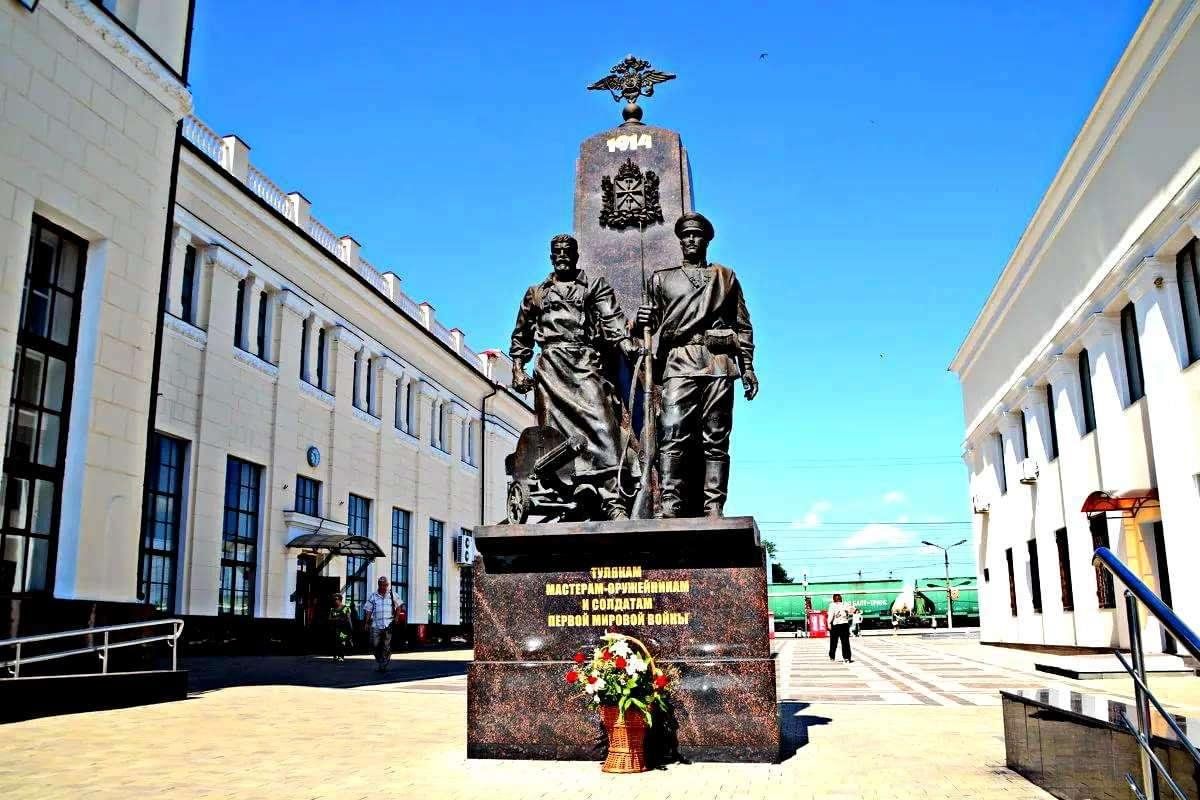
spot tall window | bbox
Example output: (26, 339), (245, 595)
(2, 217), (86, 595)
(365, 357), (375, 415)
(1005, 548), (1017, 617)
(219, 457), (261, 616)
(316, 327), (327, 389)
(256, 291), (269, 359)
(428, 518), (444, 624)
(346, 494), (371, 608)
(391, 508), (410, 608)
(431, 403), (442, 449)
(295, 475), (320, 516)
(993, 433), (1007, 495)
(353, 354), (362, 409)
(1055, 528), (1074, 611)
(1120, 302), (1145, 404)
(299, 317), (309, 381)
(141, 434), (186, 611)
(233, 279), (246, 350)
(459, 527), (474, 625)
(1018, 411), (1030, 461)
(1078, 349), (1097, 434)
(180, 245), (197, 325)
(405, 382), (416, 433)
(1090, 515), (1116, 609)
(1178, 240), (1200, 365)
(1045, 383), (1059, 460)
(1027, 539), (1042, 614)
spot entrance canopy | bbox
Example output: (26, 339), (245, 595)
(1081, 489), (1159, 519)
(286, 533), (384, 558)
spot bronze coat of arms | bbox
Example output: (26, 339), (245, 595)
(599, 158), (664, 231)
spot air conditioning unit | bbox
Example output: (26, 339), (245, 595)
(1019, 458), (1039, 485)
(972, 495), (991, 514)
(454, 533), (477, 565)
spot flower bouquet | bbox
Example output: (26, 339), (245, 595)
(564, 633), (677, 773)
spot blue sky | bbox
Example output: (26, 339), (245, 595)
(187, 0), (1148, 584)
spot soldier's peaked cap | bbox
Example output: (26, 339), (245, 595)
(675, 212), (715, 241)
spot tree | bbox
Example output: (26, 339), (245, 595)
(763, 540), (794, 584)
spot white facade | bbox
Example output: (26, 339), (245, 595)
(950, 0), (1200, 653)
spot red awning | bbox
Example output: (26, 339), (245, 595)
(1080, 489), (1159, 518)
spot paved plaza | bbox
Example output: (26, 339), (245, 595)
(1, 635), (1196, 800)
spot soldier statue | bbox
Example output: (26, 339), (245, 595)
(636, 212), (758, 518)
(510, 234), (642, 520)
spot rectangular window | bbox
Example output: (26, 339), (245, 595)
(141, 434), (186, 612)
(428, 518), (444, 624)
(460, 527), (474, 625)
(1090, 515), (1116, 609)
(346, 494), (371, 608)
(993, 432), (1007, 495)
(295, 475), (320, 516)
(1055, 528), (1074, 611)
(316, 327), (327, 390)
(1178, 240), (1200, 366)
(391, 508), (410, 608)
(1079, 349), (1097, 434)
(219, 457), (261, 616)
(1120, 302), (1145, 403)
(1028, 539), (1042, 614)
(405, 382), (415, 433)
(1045, 383), (1059, 460)
(1019, 411), (1030, 461)
(983, 568), (990, 583)
(353, 355), (362, 410)
(365, 357), (374, 415)
(233, 279), (245, 350)
(256, 292), (269, 358)
(299, 317), (309, 381)
(1005, 548), (1017, 617)
(180, 245), (197, 325)
(2, 216), (87, 596)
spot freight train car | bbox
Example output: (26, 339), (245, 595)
(916, 577), (980, 626)
(768, 580), (905, 632)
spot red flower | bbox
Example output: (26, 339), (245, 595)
(565, 670), (579, 684)
(587, 674), (598, 685)
(573, 652), (586, 664)
(614, 656), (627, 670)
(653, 674), (668, 689)
(600, 649), (612, 661)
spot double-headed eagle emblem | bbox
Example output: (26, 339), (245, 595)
(587, 55), (676, 106)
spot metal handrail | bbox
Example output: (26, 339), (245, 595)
(0, 619), (184, 678)
(1093, 546), (1199, 800)
(1093, 547), (1200, 663)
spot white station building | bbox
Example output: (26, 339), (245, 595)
(951, 0), (1200, 654)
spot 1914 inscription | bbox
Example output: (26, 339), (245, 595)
(544, 565), (691, 628)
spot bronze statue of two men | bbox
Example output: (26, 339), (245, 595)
(509, 212), (757, 521)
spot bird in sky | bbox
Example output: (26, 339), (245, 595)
(759, 52), (768, 60)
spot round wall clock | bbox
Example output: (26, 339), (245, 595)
(306, 446), (320, 468)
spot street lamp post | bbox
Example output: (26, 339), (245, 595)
(921, 539), (968, 629)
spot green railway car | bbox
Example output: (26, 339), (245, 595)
(768, 580), (904, 631)
(916, 576), (980, 623)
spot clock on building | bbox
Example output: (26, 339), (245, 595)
(306, 446), (320, 468)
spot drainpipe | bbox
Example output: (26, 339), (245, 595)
(479, 380), (500, 527)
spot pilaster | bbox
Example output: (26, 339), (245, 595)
(166, 224), (192, 318)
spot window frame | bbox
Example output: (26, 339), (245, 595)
(1055, 528), (1074, 611)
(459, 527), (474, 625)
(141, 433), (187, 612)
(295, 475), (320, 517)
(428, 518), (444, 624)
(993, 432), (1007, 495)
(233, 279), (246, 351)
(1177, 239), (1200, 366)
(1005, 548), (1017, 617)
(346, 494), (372, 608)
(391, 508), (410, 608)
(219, 456), (261, 616)
(180, 244), (197, 325)
(1078, 349), (1097, 434)
(1045, 383), (1059, 461)
(1027, 538), (1043, 614)
(1090, 516), (1116, 609)
(255, 291), (269, 360)
(1120, 301), (1145, 404)
(299, 317), (309, 382)
(316, 327), (327, 390)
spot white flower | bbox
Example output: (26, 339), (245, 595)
(584, 675), (606, 695)
(625, 653), (648, 676)
(608, 640), (632, 658)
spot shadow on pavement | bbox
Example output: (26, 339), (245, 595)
(779, 701), (831, 761)
(184, 653), (469, 694)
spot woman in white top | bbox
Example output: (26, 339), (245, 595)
(826, 593), (855, 663)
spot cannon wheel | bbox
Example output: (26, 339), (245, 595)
(507, 481), (531, 524)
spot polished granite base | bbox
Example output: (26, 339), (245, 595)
(467, 517), (780, 763)
(1002, 688), (1199, 800)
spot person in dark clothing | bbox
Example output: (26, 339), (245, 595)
(329, 592), (353, 662)
(826, 593), (855, 663)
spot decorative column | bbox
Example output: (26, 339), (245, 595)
(303, 315), (321, 386)
(242, 276), (263, 355)
(166, 224), (192, 318)
(1078, 313), (1128, 487)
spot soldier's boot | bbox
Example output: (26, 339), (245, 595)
(659, 453), (687, 518)
(702, 459), (729, 518)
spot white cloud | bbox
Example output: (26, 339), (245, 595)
(882, 490), (907, 505)
(843, 524), (912, 548)
(791, 500), (832, 529)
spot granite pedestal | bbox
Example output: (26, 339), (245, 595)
(467, 516), (780, 763)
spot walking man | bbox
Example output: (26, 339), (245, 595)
(362, 576), (405, 672)
(826, 593), (856, 663)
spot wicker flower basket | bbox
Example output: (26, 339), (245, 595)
(600, 705), (648, 773)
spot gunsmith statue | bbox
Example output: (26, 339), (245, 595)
(637, 212), (757, 518)
(510, 234), (641, 521)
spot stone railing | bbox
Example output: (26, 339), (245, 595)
(180, 113), (508, 384)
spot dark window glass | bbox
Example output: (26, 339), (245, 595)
(219, 457), (260, 616)
(256, 292), (268, 358)
(365, 357), (374, 414)
(391, 508), (410, 608)
(1005, 548), (1017, 617)
(460, 527), (474, 626)
(1019, 411), (1030, 461)
(353, 355), (362, 410)
(428, 518), (443, 624)
(180, 245), (196, 325)
(141, 434), (186, 612)
(994, 433), (1007, 495)
(1078, 349), (1097, 434)
(1028, 539), (1042, 614)
(1178, 241), (1200, 365)
(295, 475), (320, 516)
(1090, 516), (1116, 609)
(405, 383), (415, 432)
(346, 494), (371, 608)
(1055, 528), (1074, 611)
(233, 279), (246, 350)
(2, 217), (86, 595)
(1045, 383), (1059, 460)
(299, 318), (309, 381)
(1120, 302), (1145, 403)
(983, 568), (990, 583)
(316, 327), (327, 389)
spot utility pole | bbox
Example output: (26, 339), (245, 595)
(922, 539), (968, 629)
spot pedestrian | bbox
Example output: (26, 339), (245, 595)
(362, 576), (405, 673)
(329, 592), (353, 662)
(852, 608), (863, 638)
(826, 593), (854, 663)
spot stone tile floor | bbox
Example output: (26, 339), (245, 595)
(1, 635), (1194, 799)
